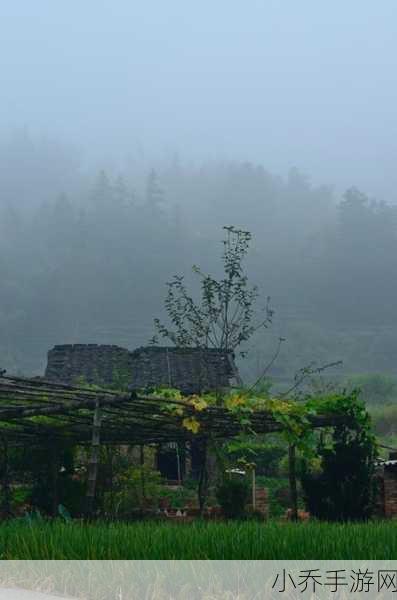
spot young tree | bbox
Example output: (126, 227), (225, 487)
(153, 226), (273, 372)
(154, 226), (273, 511)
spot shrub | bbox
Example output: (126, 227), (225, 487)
(23, 443), (85, 517)
(158, 486), (195, 510)
(105, 466), (163, 518)
(216, 477), (249, 519)
(301, 423), (377, 521)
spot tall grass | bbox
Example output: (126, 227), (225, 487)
(0, 519), (396, 560)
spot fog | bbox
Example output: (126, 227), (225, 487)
(2, 1), (397, 196)
(1, 2), (397, 382)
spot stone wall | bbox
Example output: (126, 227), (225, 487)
(45, 344), (237, 393)
(45, 344), (133, 386)
(129, 346), (235, 394)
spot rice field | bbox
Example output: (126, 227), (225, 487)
(0, 519), (396, 560)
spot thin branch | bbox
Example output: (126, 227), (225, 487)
(247, 337), (285, 393)
(279, 360), (343, 399)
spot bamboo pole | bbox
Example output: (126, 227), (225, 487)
(176, 443), (182, 485)
(197, 438), (208, 516)
(0, 374), (351, 449)
(252, 468), (256, 511)
(85, 399), (102, 518)
(140, 444), (146, 511)
(0, 436), (11, 518)
(51, 441), (59, 517)
(288, 444), (298, 521)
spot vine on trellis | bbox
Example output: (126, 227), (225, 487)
(156, 386), (374, 457)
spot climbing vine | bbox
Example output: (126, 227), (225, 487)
(154, 385), (374, 458)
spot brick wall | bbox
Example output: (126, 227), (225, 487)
(384, 469), (397, 518)
(254, 487), (268, 517)
(246, 487), (268, 517)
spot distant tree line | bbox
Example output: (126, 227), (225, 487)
(1, 131), (397, 379)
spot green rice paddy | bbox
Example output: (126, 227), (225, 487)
(0, 519), (395, 560)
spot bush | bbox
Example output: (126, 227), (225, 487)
(216, 477), (249, 519)
(24, 443), (86, 517)
(105, 466), (163, 518)
(158, 486), (195, 510)
(301, 423), (377, 521)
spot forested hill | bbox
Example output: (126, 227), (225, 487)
(1, 134), (397, 381)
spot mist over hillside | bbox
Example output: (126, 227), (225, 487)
(1, 1), (397, 384)
(1, 130), (396, 382)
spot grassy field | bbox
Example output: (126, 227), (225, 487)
(0, 519), (396, 560)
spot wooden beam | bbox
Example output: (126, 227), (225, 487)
(85, 400), (102, 518)
(288, 444), (298, 521)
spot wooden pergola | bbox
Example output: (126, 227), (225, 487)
(0, 374), (345, 443)
(0, 373), (347, 518)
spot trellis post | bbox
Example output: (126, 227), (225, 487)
(252, 467), (256, 510)
(85, 398), (102, 518)
(51, 439), (59, 517)
(140, 444), (146, 512)
(197, 438), (209, 516)
(288, 444), (298, 521)
(0, 436), (11, 518)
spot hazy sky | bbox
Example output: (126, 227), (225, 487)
(1, 1), (397, 198)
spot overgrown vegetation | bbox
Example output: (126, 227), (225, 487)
(301, 411), (377, 521)
(216, 476), (250, 519)
(0, 382), (376, 523)
(0, 224), (384, 527)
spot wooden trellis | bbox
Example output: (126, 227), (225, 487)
(0, 374), (346, 444)
(0, 373), (349, 518)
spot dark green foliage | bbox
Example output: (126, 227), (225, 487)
(158, 485), (196, 510)
(58, 504), (72, 522)
(301, 421), (377, 521)
(103, 465), (163, 518)
(216, 477), (250, 519)
(23, 443), (85, 517)
(55, 477), (86, 518)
